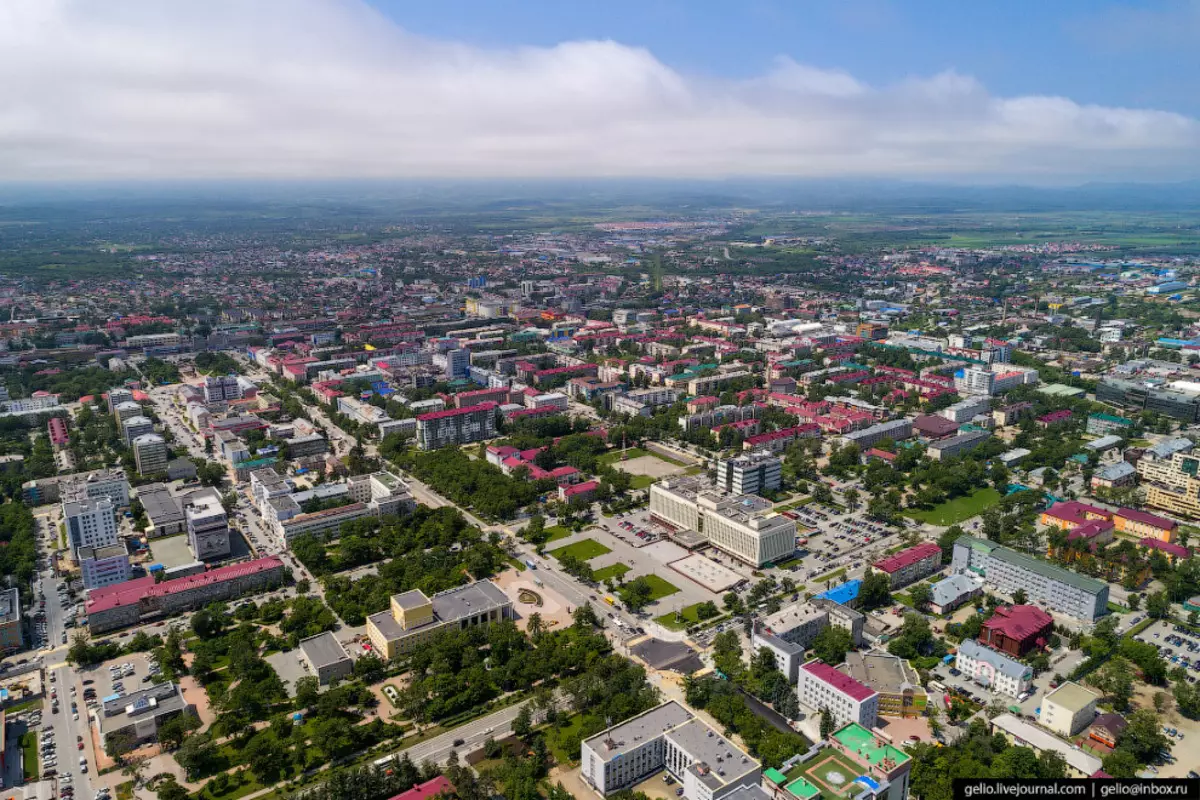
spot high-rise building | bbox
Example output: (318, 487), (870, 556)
(184, 491), (231, 561)
(79, 544), (132, 590)
(715, 452), (782, 496)
(132, 433), (169, 476)
(203, 375), (242, 403)
(122, 415), (155, 444)
(64, 496), (119, 558)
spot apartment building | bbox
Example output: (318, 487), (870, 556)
(366, 581), (512, 659)
(132, 433), (169, 476)
(61, 467), (131, 508)
(927, 430), (991, 461)
(63, 496), (119, 558)
(78, 544), (132, 590)
(1138, 450), (1200, 520)
(203, 375), (242, 403)
(0, 588), (22, 653)
(797, 659), (879, 729)
(121, 415), (154, 444)
(954, 639), (1033, 699)
(928, 574), (982, 615)
(952, 536), (1109, 622)
(871, 542), (942, 589)
(715, 452), (782, 496)
(752, 599), (865, 681)
(580, 701), (762, 800)
(415, 402), (497, 450)
(839, 418), (912, 450)
(273, 471), (414, 544)
(650, 478), (795, 567)
(1040, 683), (1100, 738)
(184, 491), (231, 561)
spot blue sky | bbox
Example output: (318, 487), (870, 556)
(374, 0), (1200, 115)
(2, 0), (1198, 182)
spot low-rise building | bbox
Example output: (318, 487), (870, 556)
(797, 659), (879, 729)
(366, 581), (513, 660)
(137, 484), (185, 538)
(871, 542), (941, 589)
(762, 722), (912, 800)
(751, 599), (864, 681)
(1113, 507), (1177, 542)
(650, 477), (795, 567)
(86, 556), (286, 633)
(580, 701), (763, 800)
(100, 682), (195, 755)
(978, 605), (1054, 657)
(928, 574), (982, 615)
(927, 430), (990, 461)
(298, 631), (353, 685)
(839, 653), (926, 718)
(1039, 682), (1100, 738)
(954, 638), (1033, 699)
(989, 714), (1101, 778)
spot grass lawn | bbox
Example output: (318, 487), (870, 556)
(195, 772), (265, 800)
(654, 601), (718, 630)
(640, 574), (680, 601)
(593, 563), (631, 583)
(545, 713), (587, 766)
(812, 567), (847, 586)
(116, 781), (135, 800)
(5, 697), (43, 715)
(548, 538), (612, 562)
(505, 556), (527, 572)
(905, 487), (1003, 526)
(597, 447), (649, 466)
(630, 475), (656, 490)
(777, 497), (812, 511)
(544, 525), (574, 543)
(20, 731), (38, 781)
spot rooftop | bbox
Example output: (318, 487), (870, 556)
(872, 542), (940, 574)
(801, 659), (876, 702)
(981, 605), (1053, 642)
(990, 714), (1101, 776)
(1045, 682), (1100, 711)
(840, 652), (923, 695)
(1117, 507), (1177, 530)
(583, 700), (695, 761)
(668, 717), (759, 790)
(298, 631), (352, 669)
(86, 556), (283, 614)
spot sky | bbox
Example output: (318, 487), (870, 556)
(2, 0), (1199, 184)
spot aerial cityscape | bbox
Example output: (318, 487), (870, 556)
(2, 3), (1200, 800)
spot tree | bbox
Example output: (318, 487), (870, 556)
(174, 732), (220, 780)
(1011, 588), (1028, 605)
(1146, 591), (1171, 619)
(811, 625), (853, 667)
(1090, 656), (1135, 710)
(295, 675), (321, 709)
(1101, 750), (1141, 778)
(157, 712), (200, 750)
(712, 630), (745, 681)
(819, 707), (835, 740)
(694, 601), (720, 620)
(512, 704), (533, 740)
(858, 569), (892, 610)
(191, 608), (224, 639)
(812, 484), (833, 505)
(618, 577), (655, 611)
(527, 612), (546, 639)
(843, 488), (860, 509)
(156, 776), (191, 800)
(909, 583), (933, 612)
(1117, 709), (1170, 763)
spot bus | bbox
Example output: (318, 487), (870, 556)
(524, 559), (537, 570)
(604, 595), (616, 606)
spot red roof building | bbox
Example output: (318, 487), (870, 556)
(86, 556), (285, 617)
(798, 660), (879, 728)
(386, 776), (455, 800)
(872, 542), (942, 588)
(48, 417), (69, 447)
(1040, 501), (1111, 529)
(558, 480), (599, 504)
(1138, 538), (1192, 562)
(979, 605), (1053, 657)
(1113, 508), (1178, 542)
(913, 414), (960, 440)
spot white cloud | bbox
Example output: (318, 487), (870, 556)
(0, 0), (1198, 181)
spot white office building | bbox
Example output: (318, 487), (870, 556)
(954, 639), (1034, 699)
(203, 375), (242, 403)
(580, 701), (763, 800)
(650, 477), (795, 567)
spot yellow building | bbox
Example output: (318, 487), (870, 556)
(366, 581), (513, 660)
(1113, 508), (1178, 543)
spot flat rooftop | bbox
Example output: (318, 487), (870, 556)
(98, 682), (189, 736)
(299, 631), (351, 669)
(840, 653), (922, 695)
(668, 717), (758, 790)
(582, 700), (694, 762)
(0, 588), (19, 625)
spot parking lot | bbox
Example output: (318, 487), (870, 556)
(74, 652), (161, 718)
(1135, 618), (1200, 684)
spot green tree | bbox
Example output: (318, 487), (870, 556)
(512, 704), (533, 740)
(819, 707), (835, 740)
(909, 583), (933, 612)
(295, 676), (321, 710)
(858, 569), (892, 610)
(1117, 709), (1170, 763)
(1146, 591), (1171, 619)
(1011, 588), (1028, 605)
(811, 625), (853, 666)
(1101, 750), (1141, 778)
